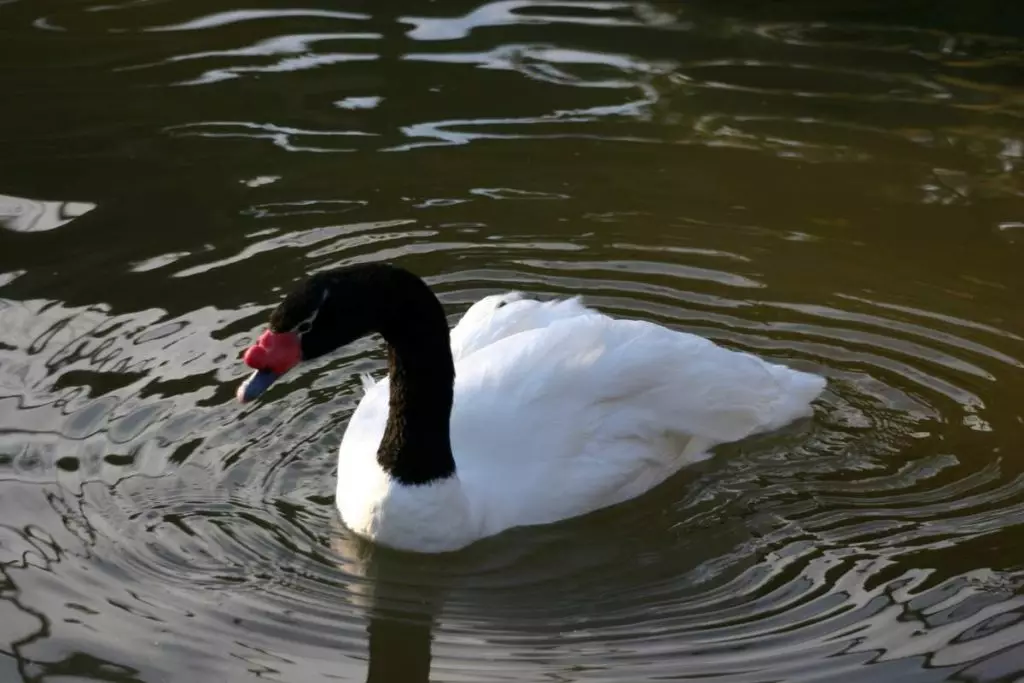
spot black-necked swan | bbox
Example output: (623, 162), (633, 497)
(236, 262), (826, 553)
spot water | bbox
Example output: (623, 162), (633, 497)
(1, 0), (1023, 681)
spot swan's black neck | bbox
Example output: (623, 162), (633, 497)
(371, 270), (456, 485)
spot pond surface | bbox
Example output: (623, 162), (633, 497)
(2, 1), (1024, 681)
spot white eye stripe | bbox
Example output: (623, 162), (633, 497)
(294, 290), (329, 335)
(295, 312), (317, 334)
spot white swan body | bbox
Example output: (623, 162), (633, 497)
(336, 293), (826, 553)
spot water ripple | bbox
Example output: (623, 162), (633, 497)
(3, 1), (1024, 681)
(7, 215), (1022, 679)
(143, 9), (370, 33)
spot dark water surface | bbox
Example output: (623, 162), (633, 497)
(2, 1), (1024, 681)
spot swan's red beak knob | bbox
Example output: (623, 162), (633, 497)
(244, 330), (301, 374)
(237, 330), (301, 402)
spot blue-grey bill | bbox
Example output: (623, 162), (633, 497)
(237, 369), (280, 403)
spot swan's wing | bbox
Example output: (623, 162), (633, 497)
(449, 314), (826, 531)
(456, 314), (824, 445)
(449, 294), (595, 361)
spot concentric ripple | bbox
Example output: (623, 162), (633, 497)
(3, 212), (1023, 681)
(1, 0), (1023, 682)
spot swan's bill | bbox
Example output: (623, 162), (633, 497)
(237, 368), (280, 403)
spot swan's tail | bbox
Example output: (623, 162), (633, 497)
(359, 372), (377, 394)
(760, 364), (827, 434)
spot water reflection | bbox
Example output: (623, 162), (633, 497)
(143, 9), (371, 32)
(104, 0), (1022, 158)
(0, 195), (96, 233)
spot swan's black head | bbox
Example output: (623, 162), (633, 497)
(236, 263), (444, 403)
(237, 265), (389, 402)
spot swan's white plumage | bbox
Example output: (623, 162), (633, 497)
(337, 294), (826, 553)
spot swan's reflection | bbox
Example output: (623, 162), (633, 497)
(330, 524), (443, 683)
(365, 603), (434, 683)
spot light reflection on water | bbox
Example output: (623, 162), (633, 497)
(0, 0), (1023, 681)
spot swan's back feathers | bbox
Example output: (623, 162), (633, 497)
(450, 293), (594, 361)
(442, 313), (825, 534)
(456, 313), (821, 446)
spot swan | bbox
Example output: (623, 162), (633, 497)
(236, 263), (826, 553)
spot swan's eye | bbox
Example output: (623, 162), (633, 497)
(296, 321), (313, 335)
